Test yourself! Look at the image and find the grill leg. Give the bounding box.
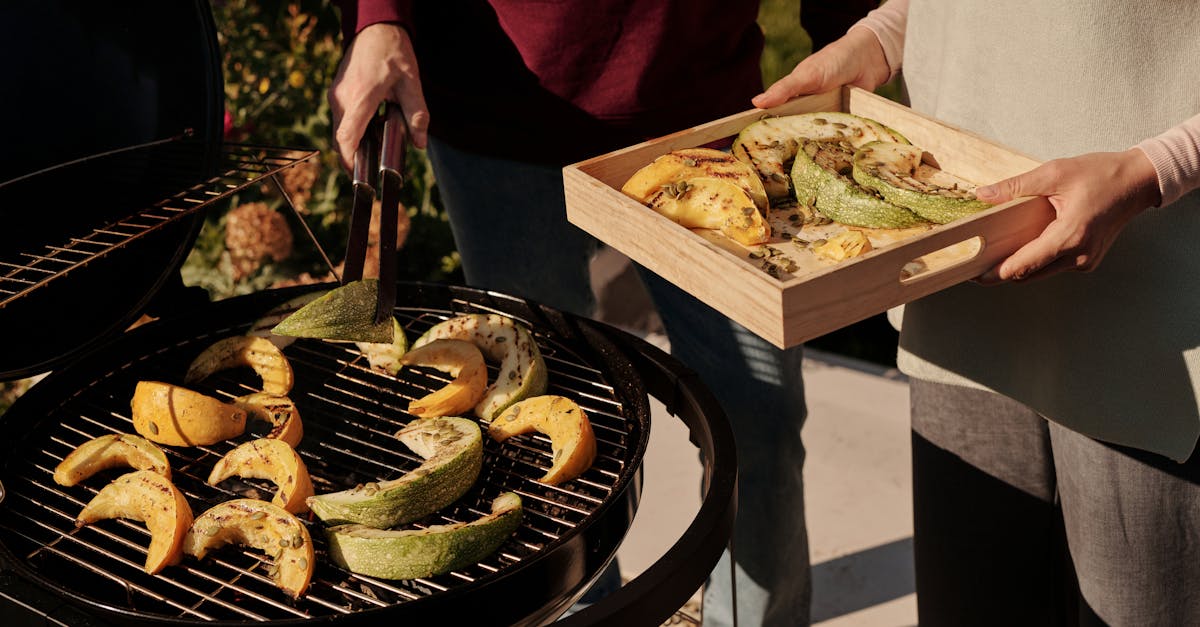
[729,535,738,627]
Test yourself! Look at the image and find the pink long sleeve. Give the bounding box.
[850,0,909,80]
[1136,114,1200,207]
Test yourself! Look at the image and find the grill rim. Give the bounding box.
[0,281,652,626]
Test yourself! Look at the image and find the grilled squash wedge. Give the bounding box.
[413,314,548,420]
[131,381,247,447]
[234,392,304,448]
[489,395,596,485]
[76,470,193,575]
[54,433,171,486]
[398,339,488,418]
[184,335,294,396]
[307,417,483,528]
[326,492,522,580]
[207,438,315,514]
[184,499,314,598]
[621,147,769,211]
[642,176,770,245]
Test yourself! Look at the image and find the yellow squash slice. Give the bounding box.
[489,395,597,485]
[398,339,488,418]
[643,176,770,246]
[812,230,874,262]
[131,381,247,447]
[621,147,769,211]
[75,470,194,575]
[207,438,315,514]
[183,335,294,396]
[234,392,304,448]
[184,499,314,599]
[412,315,548,420]
[54,433,171,487]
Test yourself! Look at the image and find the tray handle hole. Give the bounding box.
[898,235,985,285]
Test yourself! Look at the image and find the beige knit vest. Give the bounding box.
[897,0,1200,460]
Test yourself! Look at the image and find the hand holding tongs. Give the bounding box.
[343,103,407,325]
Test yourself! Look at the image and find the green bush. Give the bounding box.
[184,0,462,301]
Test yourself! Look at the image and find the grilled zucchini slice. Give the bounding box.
[852,141,991,224]
[791,139,926,229]
[733,112,908,199]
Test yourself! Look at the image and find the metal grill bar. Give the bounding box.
[0,142,317,308]
[0,301,641,622]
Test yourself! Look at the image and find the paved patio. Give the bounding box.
[592,249,917,626]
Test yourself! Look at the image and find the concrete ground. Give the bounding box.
[592,248,917,626]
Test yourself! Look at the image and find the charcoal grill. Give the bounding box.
[0,1,737,624]
[0,283,736,626]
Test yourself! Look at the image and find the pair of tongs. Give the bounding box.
[342,103,407,325]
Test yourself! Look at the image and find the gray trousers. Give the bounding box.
[911,378,1200,627]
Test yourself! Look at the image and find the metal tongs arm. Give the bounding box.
[342,104,408,325]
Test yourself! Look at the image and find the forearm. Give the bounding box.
[850,0,909,80]
[1135,112,1200,207]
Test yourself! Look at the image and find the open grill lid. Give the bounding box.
[0,0,225,379]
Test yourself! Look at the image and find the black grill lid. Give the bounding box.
[0,0,224,379]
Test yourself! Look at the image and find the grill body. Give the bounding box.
[0,283,653,625]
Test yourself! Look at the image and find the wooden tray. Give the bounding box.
[563,87,1056,349]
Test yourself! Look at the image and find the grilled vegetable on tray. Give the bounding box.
[792,137,926,229]
[621,148,771,245]
[619,111,993,277]
[852,140,991,224]
[733,111,908,199]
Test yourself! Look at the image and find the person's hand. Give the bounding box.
[752,26,891,108]
[328,23,429,170]
[976,148,1161,283]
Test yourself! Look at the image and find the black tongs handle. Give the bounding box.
[374,104,408,324]
[342,118,381,284]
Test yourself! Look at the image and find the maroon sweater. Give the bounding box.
[340,0,764,165]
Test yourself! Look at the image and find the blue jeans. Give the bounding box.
[427,138,811,625]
